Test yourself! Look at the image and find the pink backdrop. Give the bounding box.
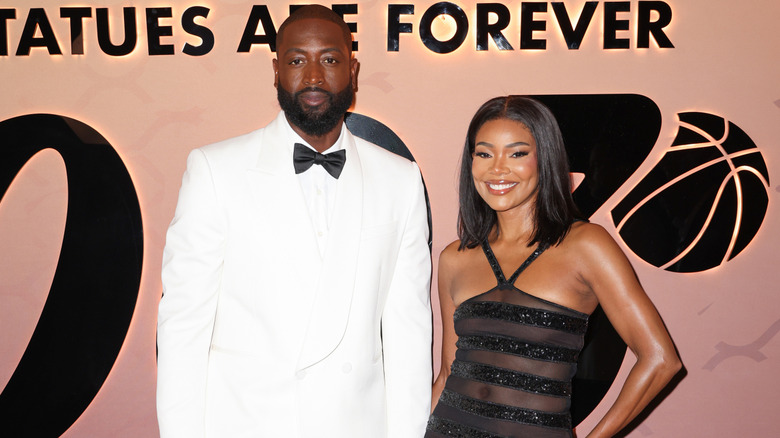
[1,0,778,436]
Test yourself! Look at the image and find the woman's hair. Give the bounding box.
[457,95,582,250]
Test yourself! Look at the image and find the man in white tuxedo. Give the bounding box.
[156,5,432,438]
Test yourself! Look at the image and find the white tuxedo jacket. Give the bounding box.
[157,113,432,437]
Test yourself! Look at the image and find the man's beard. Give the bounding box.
[277,84,354,137]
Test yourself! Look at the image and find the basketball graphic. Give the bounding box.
[611,111,770,272]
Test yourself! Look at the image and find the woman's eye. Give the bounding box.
[512,151,528,158]
[475,152,491,158]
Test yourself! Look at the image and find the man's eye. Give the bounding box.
[289,59,303,65]
[323,57,337,64]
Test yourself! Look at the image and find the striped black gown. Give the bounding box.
[426,241,589,438]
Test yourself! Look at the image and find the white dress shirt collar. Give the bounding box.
[281,115,346,257]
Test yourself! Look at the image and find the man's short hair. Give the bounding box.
[276,5,353,54]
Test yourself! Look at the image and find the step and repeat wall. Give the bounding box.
[1,1,778,436]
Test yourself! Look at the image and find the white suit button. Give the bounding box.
[295,370,306,380]
[342,363,352,373]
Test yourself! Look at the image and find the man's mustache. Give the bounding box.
[296,87,332,97]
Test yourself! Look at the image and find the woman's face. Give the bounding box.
[472,118,539,215]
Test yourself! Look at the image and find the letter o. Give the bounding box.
[419,2,469,54]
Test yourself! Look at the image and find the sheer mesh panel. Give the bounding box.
[427,242,588,438]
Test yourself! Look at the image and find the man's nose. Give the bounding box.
[303,63,324,86]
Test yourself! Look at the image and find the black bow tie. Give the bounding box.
[292,143,346,179]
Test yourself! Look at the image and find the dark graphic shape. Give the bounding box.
[532,94,664,425]
[569,305,626,425]
[345,112,432,247]
[533,94,662,218]
[345,112,412,161]
[611,112,770,272]
[703,318,780,371]
[0,114,143,437]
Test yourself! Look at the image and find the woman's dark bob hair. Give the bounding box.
[457,95,582,250]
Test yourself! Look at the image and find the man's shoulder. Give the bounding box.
[200,112,284,153]
[351,134,417,174]
[200,127,264,156]
[196,114,285,166]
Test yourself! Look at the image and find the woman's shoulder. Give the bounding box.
[439,239,480,268]
[439,240,464,264]
[560,221,620,255]
[556,221,635,278]
[568,220,608,238]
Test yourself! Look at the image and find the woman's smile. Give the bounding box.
[472,118,539,214]
[485,181,518,194]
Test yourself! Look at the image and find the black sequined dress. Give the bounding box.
[426,241,589,438]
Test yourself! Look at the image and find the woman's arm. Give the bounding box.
[577,225,682,437]
[430,242,461,411]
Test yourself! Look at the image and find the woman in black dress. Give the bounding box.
[427,96,681,437]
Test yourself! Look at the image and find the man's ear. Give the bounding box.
[272,58,279,87]
[351,59,359,91]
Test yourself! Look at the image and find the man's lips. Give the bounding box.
[299,90,328,107]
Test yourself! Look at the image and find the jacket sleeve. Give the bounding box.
[157,149,225,438]
[381,161,433,437]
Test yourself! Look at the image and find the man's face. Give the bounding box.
[273,18,358,137]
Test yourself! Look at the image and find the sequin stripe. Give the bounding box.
[455,301,588,334]
[457,335,580,363]
[451,360,571,397]
[427,415,505,438]
[439,389,571,429]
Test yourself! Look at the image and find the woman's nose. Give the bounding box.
[490,156,509,175]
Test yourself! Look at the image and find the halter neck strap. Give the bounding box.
[481,240,549,286]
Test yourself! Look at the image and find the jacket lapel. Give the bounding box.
[296,129,363,370]
[245,113,322,269]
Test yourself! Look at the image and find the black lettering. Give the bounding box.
[637,1,673,48]
[387,4,414,51]
[520,2,547,50]
[419,2,468,54]
[96,8,137,56]
[182,6,213,56]
[16,8,62,56]
[60,7,92,55]
[0,9,16,56]
[332,4,358,52]
[604,1,630,49]
[237,5,276,53]
[147,7,174,55]
[551,2,597,50]
[476,3,513,51]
